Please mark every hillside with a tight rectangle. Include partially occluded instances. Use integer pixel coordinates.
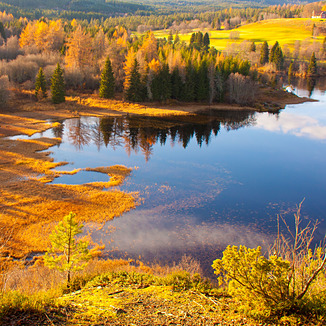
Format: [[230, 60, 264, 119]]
[[0, 0, 153, 19]]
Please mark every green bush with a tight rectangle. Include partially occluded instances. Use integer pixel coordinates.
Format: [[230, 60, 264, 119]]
[[165, 271, 211, 292], [212, 202, 326, 322]]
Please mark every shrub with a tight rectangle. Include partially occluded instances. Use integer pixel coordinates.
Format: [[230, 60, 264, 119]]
[[165, 271, 211, 293], [212, 202, 326, 322]]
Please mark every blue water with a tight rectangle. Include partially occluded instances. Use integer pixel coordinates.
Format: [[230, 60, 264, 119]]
[[12, 83, 326, 274]]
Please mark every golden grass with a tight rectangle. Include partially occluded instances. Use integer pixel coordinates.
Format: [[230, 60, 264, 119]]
[[65, 96, 190, 116], [0, 110, 138, 258]]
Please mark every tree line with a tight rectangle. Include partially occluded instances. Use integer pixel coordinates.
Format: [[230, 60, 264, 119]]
[[0, 12, 322, 108]]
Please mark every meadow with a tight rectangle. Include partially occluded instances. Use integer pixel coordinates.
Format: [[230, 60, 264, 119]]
[[154, 18, 326, 50]]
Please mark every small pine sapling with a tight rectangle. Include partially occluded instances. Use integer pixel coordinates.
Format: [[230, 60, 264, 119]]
[[44, 212, 92, 284], [35, 67, 47, 99]]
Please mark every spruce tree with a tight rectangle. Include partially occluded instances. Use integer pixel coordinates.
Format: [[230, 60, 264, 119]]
[[203, 32, 210, 50], [168, 30, 173, 43], [273, 46, 284, 70], [44, 212, 92, 284], [125, 59, 144, 102], [269, 41, 279, 64], [249, 41, 256, 52], [174, 32, 180, 44], [182, 63, 196, 102], [51, 63, 65, 104], [0, 22, 6, 41], [288, 62, 293, 84], [35, 67, 47, 99], [171, 67, 183, 100], [260, 41, 269, 65], [196, 60, 209, 102], [99, 56, 115, 99], [307, 52, 317, 76]]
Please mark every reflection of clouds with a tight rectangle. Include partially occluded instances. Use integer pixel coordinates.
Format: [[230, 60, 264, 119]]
[[255, 110, 326, 140], [91, 211, 272, 257]]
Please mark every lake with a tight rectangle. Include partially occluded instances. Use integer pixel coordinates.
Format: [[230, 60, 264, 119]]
[[15, 79, 326, 276]]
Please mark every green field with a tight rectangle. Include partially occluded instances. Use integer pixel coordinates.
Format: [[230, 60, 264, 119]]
[[154, 18, 325, 50]]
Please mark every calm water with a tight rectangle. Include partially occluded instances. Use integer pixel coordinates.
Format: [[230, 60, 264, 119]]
[[16, 79, 326, 275]]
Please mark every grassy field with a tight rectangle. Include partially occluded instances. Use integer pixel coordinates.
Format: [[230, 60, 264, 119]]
[[154, 18, 326, 50]]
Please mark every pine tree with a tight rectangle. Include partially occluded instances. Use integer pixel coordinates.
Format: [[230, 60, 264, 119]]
[[288, 61, 293, 84], [260, 41, 269, 65], [190, 33, 196, 45], [44, 212, 92, 284], [168, 30, 173, 43], [249, 41, 256, 52], [151, 63, 171, 102], [196, 60, 209, 102], [269, 41, 279, 64], [99, 56, 115, 99], [307, 52, 317, 76], [171, 67, 183, 100], [203, 32, 210, 50], [174, 32, 180, 44], [35, 67, 47, 99], [182, 63, 196, 102], [51, 63, 65, 104], [125, 59, 144, 102], [273, 46, 284, 70], [0, 22, 6, 41]]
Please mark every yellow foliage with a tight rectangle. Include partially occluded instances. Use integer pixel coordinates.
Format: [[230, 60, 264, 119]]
[[65, 25, 94, 68], [148, 58, 161, 73], [123, 48, 136, 91], [19, 20, 64, 52], [19, 22, 37, 48], [71, 18, 78, 28]]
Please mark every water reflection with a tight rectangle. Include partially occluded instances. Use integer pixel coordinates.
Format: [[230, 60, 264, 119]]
[[255, 104, 326, 140], [61, 111, 256, 161], [33, 80, 326, 276]]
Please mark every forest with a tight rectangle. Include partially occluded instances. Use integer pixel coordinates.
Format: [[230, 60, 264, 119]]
[[0, 0, 324, 109]]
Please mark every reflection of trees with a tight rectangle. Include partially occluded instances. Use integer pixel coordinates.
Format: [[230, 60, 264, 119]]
[[91, 121, 104, 151], [51, 121, 64, 147], [91, 111, 256, 160], [66, 118, 91, 150], [221, 110, 256, 131], [306, 78, 316, 98]]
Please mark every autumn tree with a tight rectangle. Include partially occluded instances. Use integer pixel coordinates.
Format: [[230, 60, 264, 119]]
[[35, 67, 47, 99], [19, 20, 64, 52], [51, 63, 65, 104], [65, 25, 93, 69], [123, 48, 136, 92], [44, 212, 92, 284], [99, 56, 115, 99]]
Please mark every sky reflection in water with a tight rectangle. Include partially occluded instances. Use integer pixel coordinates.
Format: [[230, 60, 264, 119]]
[[17, 82, 326, 275]]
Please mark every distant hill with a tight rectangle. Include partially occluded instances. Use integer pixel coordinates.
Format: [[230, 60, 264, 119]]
[[0, 0, 320, 20], [0, 0, 153, 19], [141, 0, 319, 9]]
